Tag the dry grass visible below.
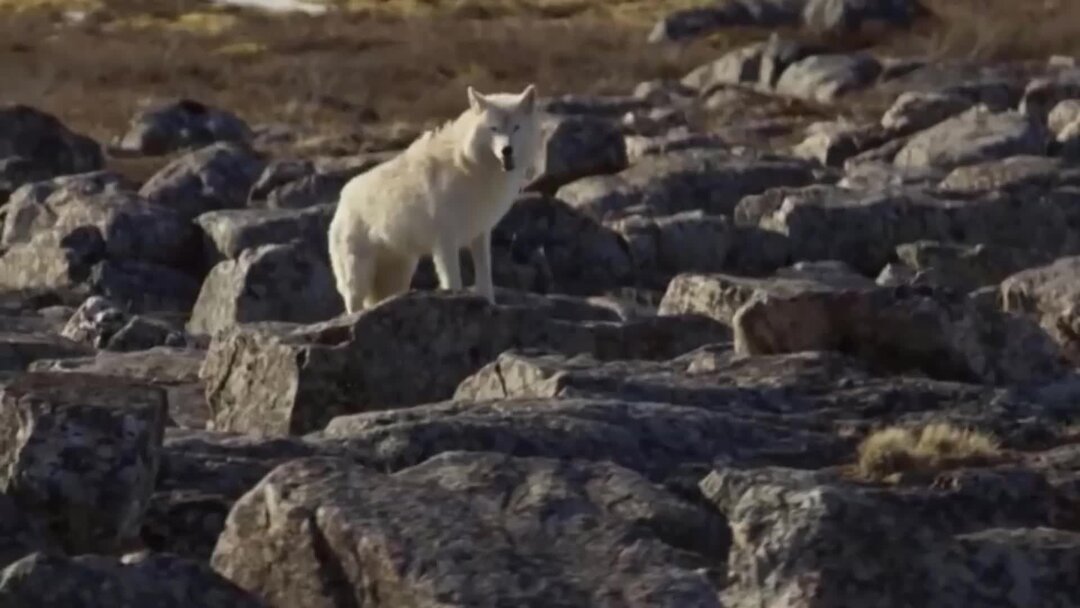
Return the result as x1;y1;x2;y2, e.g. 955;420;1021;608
856;423;1002;482
0;0;1078;161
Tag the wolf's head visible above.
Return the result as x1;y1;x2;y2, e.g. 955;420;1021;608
464;84;540;172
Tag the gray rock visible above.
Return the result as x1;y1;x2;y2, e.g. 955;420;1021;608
540;94;651;118
1001;256;1080;365
625;131;728;163
802;0;924;33
1020;69;1080;123
201;291;728;436
774;53;882;103
0;372;167;553
658;270;873;325
731;284;1066;385
838;160;942;189
139;142;266;222
249;157;379;210
894;106;1048;171
880;90;974;134
896;240;1054;293
3;171;197;269
0;330;93;372
0;229;101;298
792;120;892;166
681;36;821;93
29;347;207;429
195;204;334;263
936;155;1080;194
61;295;186;351
187;241;342;337
212;454;725;607
702;465;1071;608
117;99;253;156
0;104;103;188
527;115;627;196
1058;119;1080;159
0;156;56;202
88;259;201;314
1047;99;1080;136
0;551;267;607
556;149;818;222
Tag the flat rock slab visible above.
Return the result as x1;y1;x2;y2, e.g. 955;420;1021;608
894;106;1047;171
0;551;266;608
211;454;726;608
201;291;728;437
0;372;167;553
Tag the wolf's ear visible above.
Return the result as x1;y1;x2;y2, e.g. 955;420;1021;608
520;84;537;113
467;86;486;112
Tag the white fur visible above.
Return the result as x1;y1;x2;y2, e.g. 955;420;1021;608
328;84;541;313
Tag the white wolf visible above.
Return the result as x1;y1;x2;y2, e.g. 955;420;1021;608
328;84;541;313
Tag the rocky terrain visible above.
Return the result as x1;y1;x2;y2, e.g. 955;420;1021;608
3;0;1080;606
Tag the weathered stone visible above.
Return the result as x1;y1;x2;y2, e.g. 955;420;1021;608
541;94;650;118
896;240;1054;293
557;149;817;222
88;259;201;314
61;295;185;351
249;157;377;210
30;347;207;429
195;205;333;263
1001;256;1080;365
1047;99;1080;136
625;131;727;163
117;99;253;156
894;106;1048;171
1021;70;1080;123
658;269;873;324
0;329;92;372
3;171;197;269
702;465;1071;608
527;115;627;196
774;53;882;103
139;142;266;222
0;551;267;607
880;90;974;134
0;104;103;189
0;372;167;552
732;285;1066;385
793;120;892;167
937;154;1080;194
212;455;726;607
201;291;728;436
188;240;341;337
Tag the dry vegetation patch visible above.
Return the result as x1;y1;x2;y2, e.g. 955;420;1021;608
856;422;1003;482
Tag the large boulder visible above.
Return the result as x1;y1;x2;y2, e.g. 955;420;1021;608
187;240;342;336
0;104;103;191
200;291;728;436
1001;256;1080;365
774;53;882;103
527;114;628;195
0;551;267;607
139;142;266;222
116;99;253;156
211;454;726;607
195;205;334;263
0;372;167;553
894;106;1048;171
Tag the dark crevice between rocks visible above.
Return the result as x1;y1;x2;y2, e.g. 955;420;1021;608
308;515;363;608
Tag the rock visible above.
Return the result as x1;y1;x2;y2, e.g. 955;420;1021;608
0;551;267;607
3;171;197;269
0;104;103;189
880;90;974;134
657;270;873;325
1001;256;1080;365
117;99;253;156
0;372;167;552
212;454;726;607
876;61;1029;111
0;156;55;202
936;155;1080;194
249;157;378;210
632;79;697;105
0;229;101;298
488;194;635;295
609;212;735;284
839;160;942;189
731;284;1066;385
649;0;921;42
896;240;1053;293
0;330;93;372
201;291;728;436
1047;99;1080;136
1058;119;1080;159
145;429;345;559
247;159;313;202
187;240;342;337
195;205;334;263
29;347;207;429
556;149;818;222
774;53;883;103
702;465;1072;608
1020;69;1080;123
746;185;1080;275
895;106;1047;171
0;494;50;570
792;120;892;167
139;142;266;222
540;94;650;119
681;36;821;93
88;259;202;314
61;295;185;351
527;115;628;196
625;131;727;163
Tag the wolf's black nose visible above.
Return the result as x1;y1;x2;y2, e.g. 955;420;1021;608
501;146;513;159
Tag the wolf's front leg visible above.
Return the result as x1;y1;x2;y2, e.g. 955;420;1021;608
432;240;463;291
469;231;495;304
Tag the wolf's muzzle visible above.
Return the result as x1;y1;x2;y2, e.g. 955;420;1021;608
500;146;515;171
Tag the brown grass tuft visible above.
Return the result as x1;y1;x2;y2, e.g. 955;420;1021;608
856;423;1002;482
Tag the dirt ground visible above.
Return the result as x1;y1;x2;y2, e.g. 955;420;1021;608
0;0;1076;156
